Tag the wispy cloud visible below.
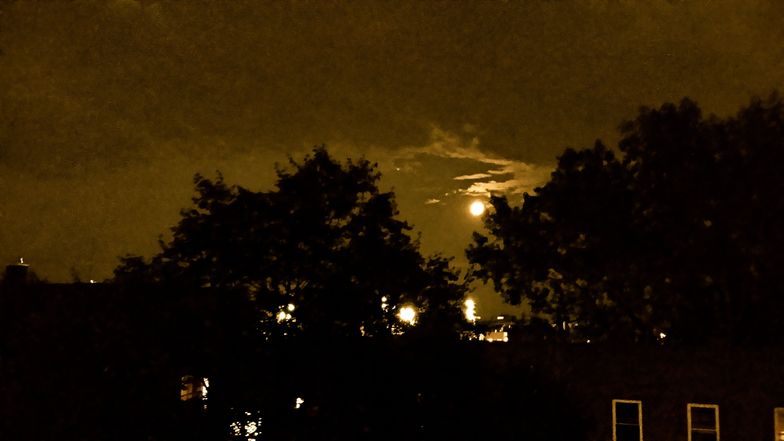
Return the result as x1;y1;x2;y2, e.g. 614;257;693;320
424;198;441;205
392;126;552;200
396;127;513;166
453;173;492;180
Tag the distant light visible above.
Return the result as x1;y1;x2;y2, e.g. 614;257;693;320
180;375;209;402
89;279;95;284
19;257;24;264
398;305;417;324
276;311;288;322
287;303;295;312
659;332;667;340
469;200;485;217
464;298;476;322
496;315;505;320
295;397;304;409
586;339;591;344
485;330;508;343
201;377;210;400
245;421;259;434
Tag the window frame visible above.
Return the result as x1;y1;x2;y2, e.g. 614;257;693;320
687;403;720;441
612;399;643;441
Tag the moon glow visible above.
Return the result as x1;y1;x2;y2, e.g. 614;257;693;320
469;201;485;217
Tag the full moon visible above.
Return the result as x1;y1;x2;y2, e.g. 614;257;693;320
469;200;485;217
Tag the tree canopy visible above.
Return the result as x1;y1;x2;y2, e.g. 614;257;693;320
115;147;468;339
468;93;784;343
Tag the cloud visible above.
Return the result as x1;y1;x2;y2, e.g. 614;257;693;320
396;126;514;166
453;173;492;180
390;126;553;199
424;198;441;205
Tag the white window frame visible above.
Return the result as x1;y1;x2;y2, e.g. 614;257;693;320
774;407;784;441
612;399;643;441
687;403;719;441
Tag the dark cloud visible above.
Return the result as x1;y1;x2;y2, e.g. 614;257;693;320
1;0;782;316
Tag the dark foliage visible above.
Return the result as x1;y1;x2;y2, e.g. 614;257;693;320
468;93;784;343
114;147;469;340
0;282;254;440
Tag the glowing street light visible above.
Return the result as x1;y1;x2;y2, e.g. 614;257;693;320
398;305;417;325
464;298;477;323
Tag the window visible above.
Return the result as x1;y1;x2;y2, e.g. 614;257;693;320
687;403;719;441
180;375;209;401
775;408;784;441
613;399;643;441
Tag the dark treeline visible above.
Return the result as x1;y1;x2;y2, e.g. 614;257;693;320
470;92;784;344
114;148;470;341
0;281;583;441
2;94;784;440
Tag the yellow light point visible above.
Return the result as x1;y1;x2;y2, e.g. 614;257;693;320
464;298;476;322
287;303;295;312
469;200;485;217
276;311;288;322
398;305;417;324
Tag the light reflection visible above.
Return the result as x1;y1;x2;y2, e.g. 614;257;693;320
229;409;263;441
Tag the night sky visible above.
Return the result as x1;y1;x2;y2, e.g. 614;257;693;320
2;0;783;316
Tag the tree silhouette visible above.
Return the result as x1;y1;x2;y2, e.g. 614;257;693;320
468;93;784;343
115;147;469;339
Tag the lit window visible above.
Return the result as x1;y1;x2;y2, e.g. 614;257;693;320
774;408;784;441
180;375;209;401
613;399;643;441
687;403;719;441
181;378;195;401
